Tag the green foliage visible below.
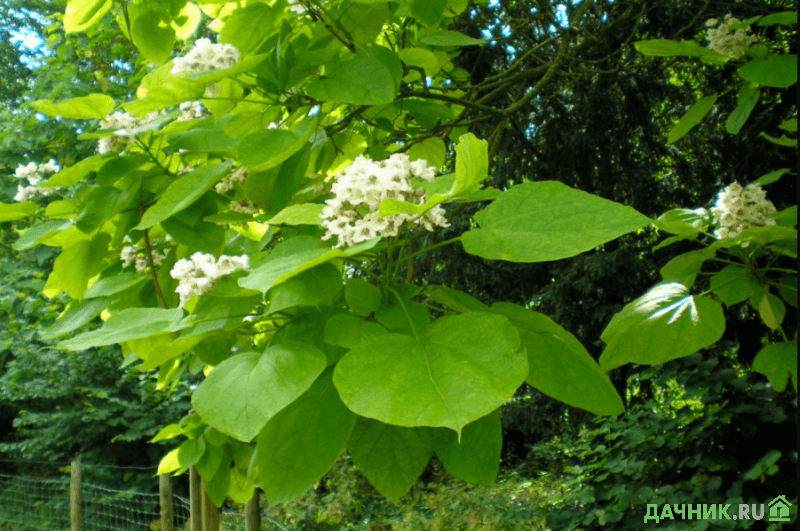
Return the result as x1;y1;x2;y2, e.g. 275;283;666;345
1;0;795;515
540;354;798;530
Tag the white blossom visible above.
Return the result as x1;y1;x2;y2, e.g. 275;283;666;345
705;14;757;58
215;166;249;194
120;246;139;268
97;111;164;154
229;200;259;215
12;160;60;201
169;252;250;308
120;241;171;272
171;38;240;76
288;0;306;15
177;101;209;122
320;153;449;248
710;182;776;245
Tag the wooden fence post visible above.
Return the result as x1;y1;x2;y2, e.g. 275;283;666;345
201;479;220;531
244;489;260;531
189;467;202;531
70;461;82;531
159;474;174;531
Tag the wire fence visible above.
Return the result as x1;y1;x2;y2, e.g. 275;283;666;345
0;464;252;531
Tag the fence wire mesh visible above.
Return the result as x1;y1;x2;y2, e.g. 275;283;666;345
0;469;252;531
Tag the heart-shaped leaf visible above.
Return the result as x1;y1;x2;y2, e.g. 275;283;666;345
333;312;526;438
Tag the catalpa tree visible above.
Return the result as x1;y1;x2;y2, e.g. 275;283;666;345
1;0;795;507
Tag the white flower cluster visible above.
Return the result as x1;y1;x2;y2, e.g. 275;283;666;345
177;101;210;122
13;160;60;202
705;15;757;58
710;183;776;243
170;252;250;308
120;244;170;273
171;38;240;75
229;199;259;215
215;166;249;194
98;111;163;154
288;0;306;15
320;153;449;248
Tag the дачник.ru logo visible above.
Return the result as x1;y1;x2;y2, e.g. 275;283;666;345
643;496;794;524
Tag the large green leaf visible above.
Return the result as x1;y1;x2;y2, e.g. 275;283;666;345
659;249;715;288
397;48;441;76
43;234;108;299
167;126;241;152
84;272;145;299
0;202;39;222
161;218;225;254
132;11;175;65
751;290;785;330
667;94;718;144
41;154;108;187
134;162;231;230
709;265;762;306
752;341;797;393
419;29;485;47
407;137;446;169
58;308;188;350
195;444;226;482
757;11;797;26
634;39;725;60
13;220;73;251
267;263;343;315
192;343;327;442
726;85;760;135
29;94;115;119
75;185;136;233
345;279;381;317
177;438;206;468
122;74;205;117
426;410;501;485
95;154;149;186
426;285;489;314
256;369;355;505
738;55;798;88
305;58;397;106
64;0;113;33
220;3;283;54
239;236;379;294
412;0;448;26
237;119;316;170
348;417;432;501
265;204;325;226
333;312;526;437
461;181;651;263
599;283;726;371
335;1;389;47
324;314;388;350
492;303;623;416
40;298;109;339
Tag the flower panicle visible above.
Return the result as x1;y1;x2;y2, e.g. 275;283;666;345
320;153;449;248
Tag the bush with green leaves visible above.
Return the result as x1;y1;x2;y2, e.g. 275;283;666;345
538;352;797;530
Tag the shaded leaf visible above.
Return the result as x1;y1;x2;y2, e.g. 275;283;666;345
348;417;432;501
192;343;327;442
492;303;623;415
257;370;355;505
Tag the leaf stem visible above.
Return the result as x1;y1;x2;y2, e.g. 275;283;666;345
398;236;463;263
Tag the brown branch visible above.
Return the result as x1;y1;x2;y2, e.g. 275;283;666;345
502;0;596;116
398;92;504;116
